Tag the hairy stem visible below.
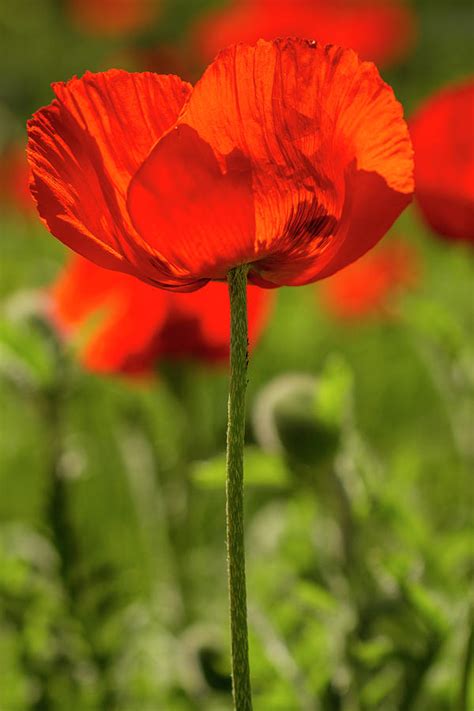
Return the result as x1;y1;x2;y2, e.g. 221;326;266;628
226;264;252;710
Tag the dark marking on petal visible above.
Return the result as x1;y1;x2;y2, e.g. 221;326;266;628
285;200;338;250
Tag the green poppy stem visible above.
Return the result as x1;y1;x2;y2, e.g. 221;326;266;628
226;264;253;711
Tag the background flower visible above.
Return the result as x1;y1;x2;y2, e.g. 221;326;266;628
51;255;273;375
410;79;474;244
0;145;33;214
318;239;419;320
68;0;160;36
195;0;415;69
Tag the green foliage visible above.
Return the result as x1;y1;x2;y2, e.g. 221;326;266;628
193;447;289;488
1;0;473;709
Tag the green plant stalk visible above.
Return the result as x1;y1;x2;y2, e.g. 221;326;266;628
226;264;253;711
459;603;474;711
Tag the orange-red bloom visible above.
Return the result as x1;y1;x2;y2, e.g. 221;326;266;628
27;40;413;292
0;145;33;214
51;255;273;375
410;79;474;244
68;0;159;36
196;0;415;69
318;239;418;320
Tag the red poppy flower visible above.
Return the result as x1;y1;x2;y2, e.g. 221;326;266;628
27;39;413;292
410;79;474;244
318;239;419;320
134;43;195;81
0;145;33;214
51;255;273;375
68;0;159;36
196;0;415;69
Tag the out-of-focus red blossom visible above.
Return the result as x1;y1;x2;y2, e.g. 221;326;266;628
410;79;474;245
195;0;415;69
319;240;419;320
27;39;414;292
50;255;273;375
0;146;33;213
131;44;195;82
68;0;159;36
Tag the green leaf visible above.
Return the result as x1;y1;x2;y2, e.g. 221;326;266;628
0;316;56;390
192;447;289;488
315;353;353;429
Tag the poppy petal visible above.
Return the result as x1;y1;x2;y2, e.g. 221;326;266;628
128;124;256;280
128;40;413;286
27;69;193;284
306;167;412;283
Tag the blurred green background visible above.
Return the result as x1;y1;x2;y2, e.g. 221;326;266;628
0;1;473;709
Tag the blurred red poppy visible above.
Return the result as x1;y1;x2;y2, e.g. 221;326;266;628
27;39;413;292
196;0;415;69
0;145;33;214
410;79;474;244
51;255;273;375
319;240;419;320
134;44;195;81
68;0;159;36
